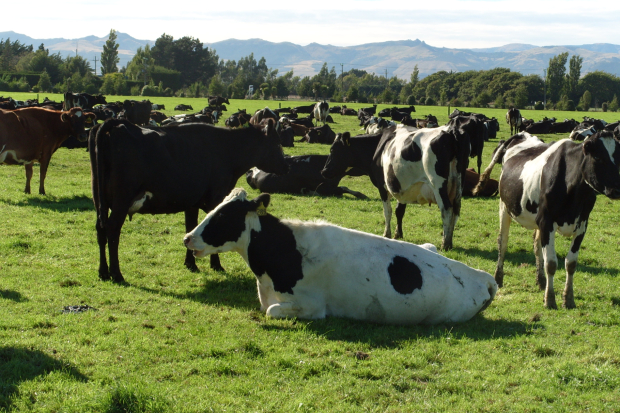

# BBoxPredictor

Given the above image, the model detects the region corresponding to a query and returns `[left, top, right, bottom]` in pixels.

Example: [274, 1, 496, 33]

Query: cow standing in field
[313, 100, 329, 126]
[184, 188, 497, 324]
[474, 131, 620, 309]
[322, 119, 482, 250]
[506, 107, 522, 135]
[89, 118, 288, 283]
[0, 107, 95, 194]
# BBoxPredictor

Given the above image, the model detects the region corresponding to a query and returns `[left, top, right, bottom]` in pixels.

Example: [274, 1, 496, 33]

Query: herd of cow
[2, 93, 620, 324]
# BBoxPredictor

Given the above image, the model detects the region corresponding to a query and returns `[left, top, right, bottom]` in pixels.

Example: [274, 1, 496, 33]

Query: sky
[2, 0, 619, 49]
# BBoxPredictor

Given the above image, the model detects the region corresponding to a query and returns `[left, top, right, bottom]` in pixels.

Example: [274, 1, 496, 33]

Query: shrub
[130, 85, 141, 96]
[602, 102, 608, 112]
[425, 97, 435, 106]
[609, 95, 619, 112]
[406, 95, 416, 105]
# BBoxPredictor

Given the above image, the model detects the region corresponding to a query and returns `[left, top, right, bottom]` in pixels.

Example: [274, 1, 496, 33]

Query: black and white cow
[506, 107, 522, 135]
[313, 100, 329, 126]
[322, 122, 476, 250]
[184, 188, 497, 323]
[246, 155, 368, 199]
[474, 131, 620, 309]
[570, 124, 597, 141]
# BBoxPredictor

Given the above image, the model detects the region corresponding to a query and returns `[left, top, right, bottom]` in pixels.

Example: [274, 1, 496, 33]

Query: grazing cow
[208, 96, 230, 107]
[246, 155, 367, 199]
[89, 118, 288, 283]
[291, 104, 316, 114]
[184, 188, 497, 323]
[474, 131, 620, 309]
[313, 100, 329, 126]
[322, 120, 479, 249]
[445, 115, 488, 174]
[174, 104, 193, 111]
[486, 118, 500, 139]
[506, 107, 522, 135]
[0, 107, 95, 194]
[63, 92, 107, 110]
[121, 100, 151, 126]
[303, 124, 336, 144]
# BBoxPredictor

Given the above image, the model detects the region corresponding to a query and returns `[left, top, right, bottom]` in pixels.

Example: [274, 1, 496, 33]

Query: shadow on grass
[262, 314, 531, 346]
[453, 246, 620, 277]
[0, 347, 88, 411]
[0, 195, 93, 212]
[0, 289, 28, 302]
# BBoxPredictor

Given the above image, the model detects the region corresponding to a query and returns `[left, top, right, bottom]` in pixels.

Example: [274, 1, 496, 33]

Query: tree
[546, 52, 569, 102]
[126, 44, 155, 84]
[579, 90, 592, 111]
[566, 55, 583, 101]
[610, 94, 619, 112]
[410, 64, 419, 88]
[101, 29, 120, 75]
[36, 68, 52, 92]
[208, 75, 226, 97]
[346, 86, 359, 102]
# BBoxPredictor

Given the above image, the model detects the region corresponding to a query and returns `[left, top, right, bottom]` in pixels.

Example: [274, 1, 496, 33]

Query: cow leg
[339, 186, 368, 200]
[183, 208, 200, 272]
[541, 229, 558, 310]
[106, 209, 127, 283]
[494, 201, 512, 288]
[563, 226, 586, 309]
[24, 163, 33, 194]
[394, 202, 407, 239]
[37, 153, 51, 195]
[267, 300, 325, 320]
[96, 217, 110, 280]
[533, 229, 546, 289]
[382, 197, 393, 238]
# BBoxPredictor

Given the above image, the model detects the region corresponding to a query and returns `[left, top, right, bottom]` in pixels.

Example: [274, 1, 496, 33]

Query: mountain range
[3, 31, 620, 79]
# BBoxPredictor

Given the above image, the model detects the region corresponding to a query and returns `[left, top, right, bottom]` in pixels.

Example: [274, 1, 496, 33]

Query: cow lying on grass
[184, 188, 497, 324]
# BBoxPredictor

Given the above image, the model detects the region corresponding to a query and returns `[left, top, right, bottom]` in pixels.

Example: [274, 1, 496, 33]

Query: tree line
[2, 31, 620, 112]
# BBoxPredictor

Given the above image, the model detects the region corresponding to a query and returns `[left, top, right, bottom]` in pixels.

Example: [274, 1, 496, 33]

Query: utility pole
[92, 56, 98, 76]
[143, 58, 148, 86]
[340, 63, 344, 94]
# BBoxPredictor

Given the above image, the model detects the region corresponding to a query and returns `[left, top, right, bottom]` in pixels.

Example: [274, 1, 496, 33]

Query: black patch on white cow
[247, 215, 303, 294]
[525, 200, 538, 214]
[386, 164, 401, 193]
[199, 199, 247, 247]
[388, 256, 423, 295]
[401, 135, 422, 163]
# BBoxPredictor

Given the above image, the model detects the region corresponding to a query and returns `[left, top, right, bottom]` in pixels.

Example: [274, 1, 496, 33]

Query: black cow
[89, 118, 288, 283]
[151, 103, 166, 110]
[121, 100, 151, 126]
[174, 104, 194, 111]
[506, 107, 522, 134]
[525, 119, 554, 134]
[63, 92, 107, 110]
[475, 131, 620, 309]
[549, 119, 578, 134]
[291, 104, 316, 114]
[304, 124, 336, 144]
[486, 118, 500, 139]
[246, 155, 367, 199]
[208, 96, 230, 107]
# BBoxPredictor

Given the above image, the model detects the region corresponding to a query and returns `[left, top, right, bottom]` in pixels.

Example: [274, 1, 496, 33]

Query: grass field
[1, 94, 620, 412]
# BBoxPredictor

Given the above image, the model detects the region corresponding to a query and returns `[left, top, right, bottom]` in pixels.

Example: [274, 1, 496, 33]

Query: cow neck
[229, 129, 272, 176]
[26, 108, 75, 139]
[351, 135, 382, 173]
[559, 142, 593, 196]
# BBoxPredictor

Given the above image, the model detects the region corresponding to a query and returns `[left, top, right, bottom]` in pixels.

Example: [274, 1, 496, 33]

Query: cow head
[184, 188, 270, 257]
[61, 107, 96, 141]
[581, 131, 620, 199]
[321, 132, 352, 180]
[254, 119, 289, 175]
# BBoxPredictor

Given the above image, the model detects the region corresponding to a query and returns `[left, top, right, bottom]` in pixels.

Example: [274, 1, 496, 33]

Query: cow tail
[472, 139, 508, 196]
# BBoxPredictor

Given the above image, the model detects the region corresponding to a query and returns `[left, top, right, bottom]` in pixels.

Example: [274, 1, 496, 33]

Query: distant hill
[3, 31, 620, 79]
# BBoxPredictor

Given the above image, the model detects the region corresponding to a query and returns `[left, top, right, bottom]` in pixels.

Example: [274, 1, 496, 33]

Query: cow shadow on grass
[261, 315, 531, 346]
[0, 347, 88, 411]
[0, 195, 93, 213]
[0, 289, 28, 302]
[453, 246, 620, 278]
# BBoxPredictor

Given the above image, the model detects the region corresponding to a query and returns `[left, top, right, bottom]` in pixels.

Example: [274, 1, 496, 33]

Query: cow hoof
[536, 276, 546, 290]
[544, 297, 558, 310]
[98, 272, 111, 281]
[185, 263, 200, 273]
[210, 264, 225, 272]
[111, 275, 126, 284]
[393, 232, 403, 240]
[563, 292, 576, 309]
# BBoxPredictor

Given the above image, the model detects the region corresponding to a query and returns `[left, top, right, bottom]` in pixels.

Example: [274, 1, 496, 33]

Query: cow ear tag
[256, 202, 267, 216]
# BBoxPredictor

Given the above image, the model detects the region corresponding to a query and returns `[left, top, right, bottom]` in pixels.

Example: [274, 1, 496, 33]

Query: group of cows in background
[2, 92, 620, 323]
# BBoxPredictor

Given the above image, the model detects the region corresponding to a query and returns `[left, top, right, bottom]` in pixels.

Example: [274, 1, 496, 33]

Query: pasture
[1, 94, 620, 412]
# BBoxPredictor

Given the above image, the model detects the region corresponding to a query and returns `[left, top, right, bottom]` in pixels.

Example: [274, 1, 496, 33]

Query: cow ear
[583, 139, 594, 155]
[61, 113, 69, 122]
[342, 132, 351, 146]
[249, 193, 271, 215]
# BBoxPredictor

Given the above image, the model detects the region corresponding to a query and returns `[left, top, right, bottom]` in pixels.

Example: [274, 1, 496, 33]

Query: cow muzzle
[604, 187, 620, 200]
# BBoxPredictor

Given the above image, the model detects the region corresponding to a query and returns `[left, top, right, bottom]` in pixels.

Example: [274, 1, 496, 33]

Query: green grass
[2, 96, 620, 412]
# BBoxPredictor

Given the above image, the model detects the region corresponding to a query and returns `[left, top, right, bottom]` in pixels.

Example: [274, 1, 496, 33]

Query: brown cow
[0, 107, 94, 194]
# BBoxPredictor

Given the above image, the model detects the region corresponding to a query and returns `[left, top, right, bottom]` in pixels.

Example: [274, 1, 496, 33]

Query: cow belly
[394, 181, 436, 205]
[0, 149, 35, 165]
[128, 191, 153, 214]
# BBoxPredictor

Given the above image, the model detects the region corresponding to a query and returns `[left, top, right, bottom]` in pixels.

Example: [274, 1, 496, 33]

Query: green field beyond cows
[1, 94, 620, 412]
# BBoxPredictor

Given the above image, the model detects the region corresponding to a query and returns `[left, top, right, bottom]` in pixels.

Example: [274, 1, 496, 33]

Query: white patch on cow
[250, 167, 261, 179]
[75, 111, 82, 117]
[302, 157, 311, 163]
[514, 140, 569, 229]
[503, 132, 544, 162]
[128, 191, 153, 215]
[601, 136, 617, 165]
[0, 150, 34, 165]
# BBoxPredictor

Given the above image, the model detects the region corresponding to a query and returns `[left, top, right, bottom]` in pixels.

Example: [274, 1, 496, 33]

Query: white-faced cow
[323, 118, 485, 250]
[89, 118, 288, 283]
[506, 107, 522, 135]
[184, 188, 497, 324]
[474, 131, 620, 309]
[0, 107, 95, 194]
[313, 100, 329, 126]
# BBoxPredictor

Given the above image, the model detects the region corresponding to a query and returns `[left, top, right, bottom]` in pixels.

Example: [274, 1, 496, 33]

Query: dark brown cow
[0, 107, 95, 194]
[122, 100, 151, 126]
